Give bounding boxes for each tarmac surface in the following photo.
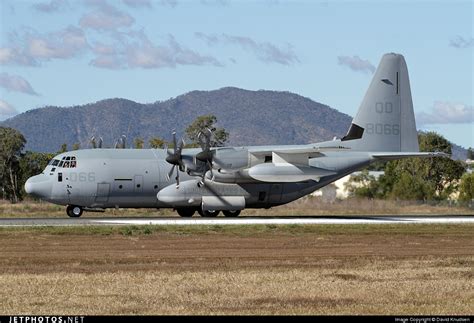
[0,215,473,226]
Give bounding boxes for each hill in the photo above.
[1,87,352,152]
[1,86,467,159]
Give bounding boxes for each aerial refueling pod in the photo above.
[247,163,336,182]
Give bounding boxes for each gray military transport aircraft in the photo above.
[25,53,445,218]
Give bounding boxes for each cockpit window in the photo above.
[55,156,77,168]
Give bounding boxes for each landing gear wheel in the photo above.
[223,210,241,217]
[200,210,220,217]
[66,205,83,218]
[176,208,195,217]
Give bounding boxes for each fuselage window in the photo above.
[52,159,59,166]
[66,156,71,160]
[64,161,70,168]
[58,161,64,167]
[70,161,77,168]
[51,167,56,172]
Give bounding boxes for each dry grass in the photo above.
[1,197,472,218]
[0,224,473,315]
[2,260,473,315]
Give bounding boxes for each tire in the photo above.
[223,210,241,217]
[176,208,195,217]
[200,210,220,217]
[66,205,83,218]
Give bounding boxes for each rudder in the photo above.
[342,53,419,152]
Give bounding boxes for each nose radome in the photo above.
[24,178,33,194]
[24,175,52,198]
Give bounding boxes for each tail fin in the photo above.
[342,53,419,152]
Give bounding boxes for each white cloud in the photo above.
[195,32,299,65]
[80,1,135,31]
[337,56,375,73]
[0,26,89,66]
[33,0,69,13]
[0,47,37,66]
[90,32,222,69]
[449,36,474,49]
[0,73,39,96]
[417,101,474,125]
[337,55,375,74]
[0,100,18,119]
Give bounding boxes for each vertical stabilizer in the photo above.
[342,53,419,152]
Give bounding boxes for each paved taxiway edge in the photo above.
[0,216,473,227]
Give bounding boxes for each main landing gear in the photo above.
[175,208,241,218]
[66,205,83,218]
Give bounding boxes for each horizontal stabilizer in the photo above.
[371,151,449,160]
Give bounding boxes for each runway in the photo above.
[0,215,473,227]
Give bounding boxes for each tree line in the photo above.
[344,132,474,204]
[1,118,473,204]
[0,115,227,202]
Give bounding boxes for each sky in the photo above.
[0,0,473,148]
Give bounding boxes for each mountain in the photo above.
[1,87,352,152]
[1,86,468,160]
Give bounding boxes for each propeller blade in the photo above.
[166,165,175,181]
[172,131,177,150]
[175,166,180,188]
[207,161,214,181]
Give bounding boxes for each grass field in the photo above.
[1,224,473,315]
[1,197,472,218]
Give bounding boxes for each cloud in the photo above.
[0,73,39,96]
[417,101,474,125]
[200,0,230,5]
[33,0,69,13]
[122,0,153,8]
[337,55,375,74]
[90,32,222,69]
[449,36,474,49]
[0,26,89,66]
[195,32,299,65]
[80,1,135,31]
[0,47,38,66]
[0,100,18,119]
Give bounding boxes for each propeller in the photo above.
[165,131,185,188]
[195,128,215,184]
[90,136,97,149]
[97,137,103,148]
[114,135,126,149]
[90,136,103,149]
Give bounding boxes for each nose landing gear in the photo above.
[66,205,83,218]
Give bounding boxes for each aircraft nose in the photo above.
[24,175,52,198]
